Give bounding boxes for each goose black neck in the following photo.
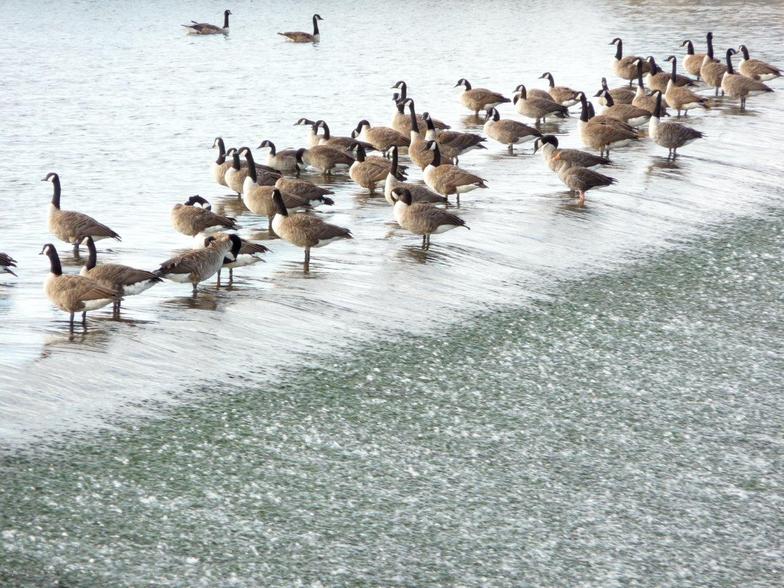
[390,147,398,174]
[408,103,419,134]
[245,150,257,182]
[321,122,331,140]
[670,58,677,82]
[425,115,435,131]
[463,79,472,91]
[224,12,230,28]
[273,192,288,216]
[267,142,276,156]
[395,99,404,114]
[579,97,589,122]
[356,144,366,162]
[615,40,623,60]
[654,92,662,119]
[50,176,61,208]
[313,15,319,35]
[601,78,609,92]
[215,138,226,164]
[518,85,527,99]
[604,91,614,107]
[636,62,645,87]
[47,247,62,276]
[707,34,714,59]
[85,238,97,270]
[725,50,734,74]
[231,151,241,169]
[431,144,441,166]
[546,74,555,88]
[685,41,694,55]
[740,45,750,60]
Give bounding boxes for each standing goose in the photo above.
[578,95,638,158]
[598,77,635,105]
[384,146,446,206]
[610,37,650,86]
[551,153,616,207]
[41,243,117,328]
[156,233,234,294]
[352,120,410,152]
[257,140,302,175]
[533,135,609,173]
[404,100,434,169]
[737,45,781,81]
[242,182,313,236]
[294,117,320,147]
[171,195,238,238]
[645,56,694,93]
[454,78,510,115]
[681,40,706,79]
[700,32,728,97]
[423,112,486,164]
[182,9,231,35]
[513,85,569,124]
[44,173,121,256]
[278,14,323,43]
[80,236,161,315]
[271,190,352,272]
[631,59,667,115]
[239,146,285,198]
[721,48,773,111]
[596,90,651,127]
[539,72,580,106]
[299,142,355,176]
[483,107,541,152]
[1,253,17,277]
[350,144,399,193]
[316,120,374,153]
[422,141,487,204]
[205,234,268,285]
[663,56,709,116]
[390,83,450,133]
[648,91,703,159]
[391,188,468,249]
[223,149,252,195]
[211,137,232,187]
[275,177,335,205]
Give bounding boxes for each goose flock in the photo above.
[0,15,780,331]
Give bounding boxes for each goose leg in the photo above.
[421,235,427,249]
[192,282,198,296]
[72,243,80,258]
[577,191,586,207]
[229,268,234,285]
[216,269,221,289]
[304,248,311,273]
[69,312,75,330]
[267,216,277,238]
[426,234,431,249]
[81,311,87,326]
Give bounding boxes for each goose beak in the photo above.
[40,177,47,181]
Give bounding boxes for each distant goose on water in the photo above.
[183,10,231,35]
[663,56,709,116]
[278,14,323,43]
[483,107,541,152]
[610,37,650,86]
[44,172,120,257]
[454,78,510,115]
[391,188,468,250]
[257,140,303,175]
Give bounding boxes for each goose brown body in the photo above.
[738,45,781,81]
[513,85,569,124]
[171,196,237,237]
[157,234,233,293]
[391,188,467,249]
[483,108,541,150]
[455,79,510,115]
[534,136,609,172]
[278,14,323,43]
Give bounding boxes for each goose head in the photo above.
[533,135,559,153]
[484,107,500,122]
[42,172,59,183]
[391,187,413,206]
[738,45,750,60]
[257,140,276,155]
[354,120,371,135]
[539,72,555,86]
[454,78,471,91]
[184,195,212,209]
[514,84,527,99]
[294,117,316,126]
[313,14,324,21]
[609,37,622,46]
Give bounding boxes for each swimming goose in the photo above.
[183,9,231,35]
[80,236,160,315]
[645,56,694,93]
[44,173,121,256]
[275,177,335,204]
[513,85,569,124]
[171,195,238,238]
[294,118,320,147]
[663,56,709,116]
[598,77,635,105]
[1,253,17,277]
[610,37,650,86]
[648,92,703,159]
[205,234,268,285]
[595,90,651,127]
[681,40,706,79]
[483,107,541,152]
[422,141,487,204]
[271,190,352,272]
[156,233,234,294]
[41,243,117,328]
[299,143,355,176]
[391,188,468,249]
[738,45,781,81]
[721,48,773,111]
[454,78,510,115]
[352,120,410,152]
[257,140,302,175]
[278,14,323,43]
[211,137,233,187]
[578,95,638,158]
[316,120,374,153]
[552,153,616,207]
[384,147,446,206]
[242,182,313,236]
[700,32,727,97]
[350,144,399,193]
[533,135,609,173]
[539,72,580,106]
[423,112,486,164]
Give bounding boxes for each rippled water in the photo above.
[1,0,783,585]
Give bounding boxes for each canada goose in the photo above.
[700,32,727,96]
[257,140,302,175]
[663,56,709,116]
[80,236,160,315]
[681,40,706,79]
[648,92,703,159]
[43,172,120,256]
[1,253,17,277]
[513,85,569,124]
[595,90,651,127]
[454,78,510,115]
[271,189,351,272]
[41,243,117,328]
[533,135,609,172]
[278,14,323,43]
[237,146,286,199]
[598,77,635,105]
[211,137,233,187]
[299,143,355,176]
[316,120,374,153]
[390,83,450,134]
[422,112,486,164]
[204,234,268,285]
[631,59,666,115]
[721,48,773,111]
[171,195,238,237]
[391,188,468,249]
[404,100,434,169]
[294,117,320,147]
[422,141,487,204]
[183,9,231,35]
[156,233,234,294]
[738,45,781,81]
[610,37,650,86]
[483,107,541,152]
[645,56,694,92]
[539,72,580,106]
[352,120,409,152]
[350,144,399,193]
[551,153,616,207]
[242,182,313,236]
[275,177,335,205]
[578,94,638,158]
[384,146,446,206]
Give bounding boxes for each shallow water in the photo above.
[1,0,783,585]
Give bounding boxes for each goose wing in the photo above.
[410,204,466,230]
[59,210,120,240]
[88,263,160,287]
[58,275,118,300]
